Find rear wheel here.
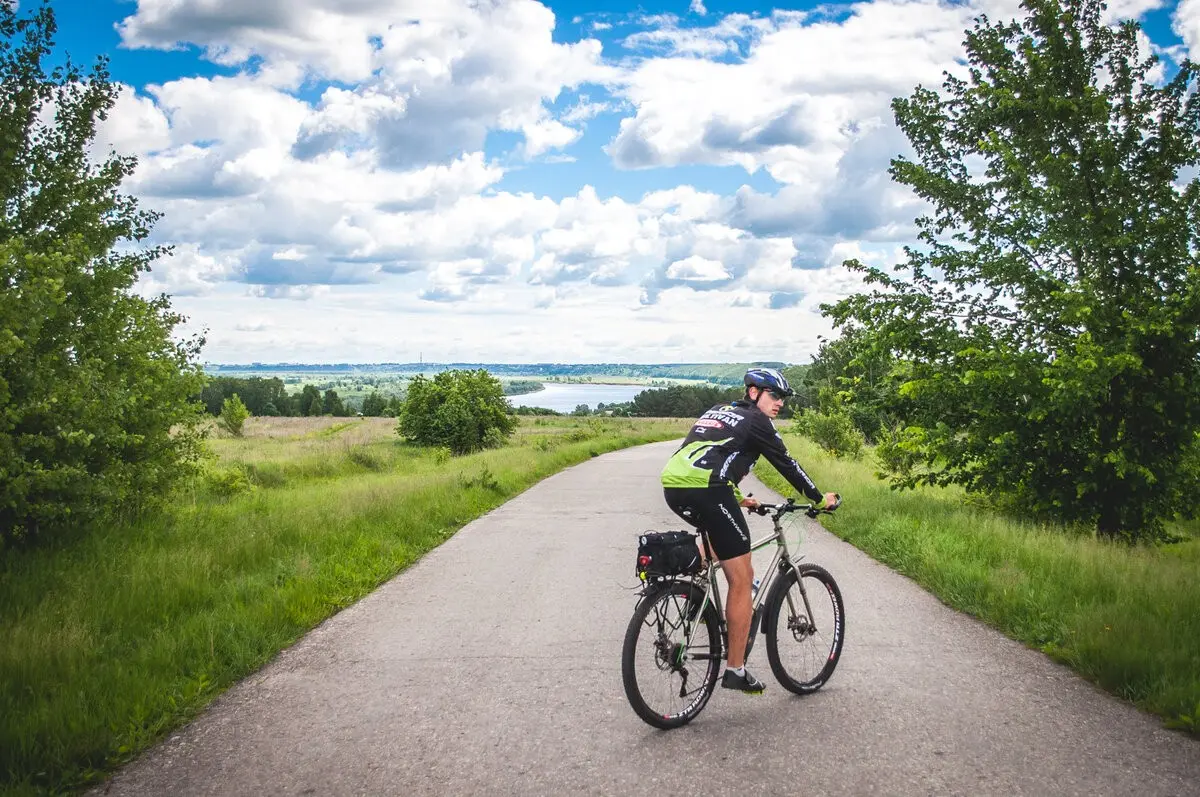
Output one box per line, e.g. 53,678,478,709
621,580,723,729
764,563,845,694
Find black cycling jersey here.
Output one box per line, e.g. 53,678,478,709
660,399,822,503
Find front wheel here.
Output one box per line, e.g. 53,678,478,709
621,580,723,729
763,563,845,694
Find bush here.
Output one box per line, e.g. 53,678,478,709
0,6,206,547
218,394,250,437
798,409,865,460
396,369,517,455
202,465,254,498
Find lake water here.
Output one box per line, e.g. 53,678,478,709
508,382,647,413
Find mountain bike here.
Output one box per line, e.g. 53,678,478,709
621,498,845,729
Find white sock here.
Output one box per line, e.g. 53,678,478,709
729,665,746,677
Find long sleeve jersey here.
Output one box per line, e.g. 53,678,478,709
660,400,823,503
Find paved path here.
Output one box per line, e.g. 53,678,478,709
97,441,1200,796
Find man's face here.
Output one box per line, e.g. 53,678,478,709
753,387,786,418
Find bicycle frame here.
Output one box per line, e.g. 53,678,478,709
684,504,817,654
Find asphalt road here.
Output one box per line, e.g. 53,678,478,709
96,441,1200,796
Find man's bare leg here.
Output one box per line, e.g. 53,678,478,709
721,553,754,669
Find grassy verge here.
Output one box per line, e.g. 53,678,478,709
756,430,1200,736
0,416,689,795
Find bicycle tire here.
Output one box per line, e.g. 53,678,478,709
763,563,845,694
621,579,723,729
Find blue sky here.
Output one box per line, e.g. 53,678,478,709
48,0,1199,363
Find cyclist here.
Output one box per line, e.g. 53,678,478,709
660,367,839,693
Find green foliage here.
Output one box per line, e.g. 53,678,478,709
322,389,347,417
756,433,1200,739
397,369,517,454
200,376,296,416
797,408,865,460
571,403,591,416
0,4,206,547
298,385,321,416
202,464,254,498
629,384,743,417
360,390,387,417
801,327,903,443
825,0,1200,540
511,404,562,416
218,395,250,437
0,416,691,793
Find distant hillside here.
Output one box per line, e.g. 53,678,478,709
204,362,791,385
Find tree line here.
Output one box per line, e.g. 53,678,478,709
198,377,402,418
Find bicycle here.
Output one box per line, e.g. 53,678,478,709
621,497,845,729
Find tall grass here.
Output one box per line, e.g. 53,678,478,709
0,416,689,795
756,431,1200,735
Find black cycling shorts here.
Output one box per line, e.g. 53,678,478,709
663,485,751,561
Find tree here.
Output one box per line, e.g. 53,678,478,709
629,384,742,417
825,0,1200,540
397,369,517,454
571,404,591,416
0,3,206,547
322,389,346,417
802,327,903,442
361,391,386,417
218,394,250,437
298,385,321,416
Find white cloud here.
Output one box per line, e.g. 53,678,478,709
690,0,708,15
1175,0,1200,59
665,255,728,281
106,0,1190,364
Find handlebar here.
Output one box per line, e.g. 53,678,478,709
748,494,841,520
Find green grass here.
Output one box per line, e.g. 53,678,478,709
756,431,1200,736
0,416,690,795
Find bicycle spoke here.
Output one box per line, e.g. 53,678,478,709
622,582,722,728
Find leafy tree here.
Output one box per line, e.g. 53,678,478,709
0,3,206,546
802,327,903,442
825,0,1200,540
199,376,291,416
629,384,742,417
298,384,321,416
397,369,516,454
218,394,250,437
322,389,346,417
361,390,386,417
571,403,591,416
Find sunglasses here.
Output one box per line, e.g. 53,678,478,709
766,389,788,402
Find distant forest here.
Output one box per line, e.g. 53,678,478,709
204,362,785,385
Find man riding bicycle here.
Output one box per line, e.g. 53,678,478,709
660,367,839,693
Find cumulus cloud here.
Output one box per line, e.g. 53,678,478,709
1175,0,1200,59
119,0,613,166
105,0,1187,363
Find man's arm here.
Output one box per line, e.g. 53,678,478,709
751,415,824,503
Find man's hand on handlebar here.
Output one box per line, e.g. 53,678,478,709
746,492,842,517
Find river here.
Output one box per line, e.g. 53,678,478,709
507,382,647,413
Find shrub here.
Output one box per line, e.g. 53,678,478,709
798,409,865,460
218,394,250,437
396,369,517,455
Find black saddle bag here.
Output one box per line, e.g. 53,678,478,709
636,530,702,579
